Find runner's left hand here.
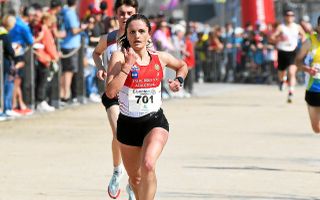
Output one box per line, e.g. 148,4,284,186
168,79,181,92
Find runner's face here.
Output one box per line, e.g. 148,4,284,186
316,24,320,33
284,11,295,23
116,5,136,29
127,19,150,50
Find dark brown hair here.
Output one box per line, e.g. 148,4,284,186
118,14,151,49
114,0,139,13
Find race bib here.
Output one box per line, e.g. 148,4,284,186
128,87,161,113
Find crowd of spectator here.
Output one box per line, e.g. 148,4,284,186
0,0,120,121
0,0,312,121
149,11,310,99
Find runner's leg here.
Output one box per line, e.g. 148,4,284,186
139,128,168,200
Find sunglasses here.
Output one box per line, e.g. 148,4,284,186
285,13,295,17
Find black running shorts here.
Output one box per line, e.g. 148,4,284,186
117,108,169,147
277,49,297,71
305,90,320,107
101,93,119,110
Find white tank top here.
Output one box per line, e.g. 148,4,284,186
103,30,120,68
277,23,300,52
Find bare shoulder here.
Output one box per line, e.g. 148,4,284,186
94,34,108,53
110,50,125,62
157,51,172,61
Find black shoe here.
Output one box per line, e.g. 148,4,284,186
287,92,293,103
279,81,285,91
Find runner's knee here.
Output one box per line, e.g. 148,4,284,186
129,175,141,187
142,158,155,173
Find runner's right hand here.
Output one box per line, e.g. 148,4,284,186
96,69,107,80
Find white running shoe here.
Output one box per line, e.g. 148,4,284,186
108,169,123,199
126,184,136,200
37,101,55,112
89,93,101,103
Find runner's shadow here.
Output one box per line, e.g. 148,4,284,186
184,165,320,174
158,191,319,199
204,103,262,107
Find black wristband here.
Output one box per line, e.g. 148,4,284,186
120,68,129,75
175,76,184,86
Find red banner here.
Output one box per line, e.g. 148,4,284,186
79,0,114,20
241,0,275,28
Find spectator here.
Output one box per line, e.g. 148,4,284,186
20,6,36,25
84,16,101,103
48,0,66,39
223,22,236,82
8,10,34,115
29,3,44,42
91,8,104,35
34,13,59,112
59,0,87,104
300,15,313,39
183,30,196,96
195,31,208,82
152,20,174,51
208,26,224,82
99,1,111,34
0,15,17,120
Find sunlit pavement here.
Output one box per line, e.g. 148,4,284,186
1,83,319,200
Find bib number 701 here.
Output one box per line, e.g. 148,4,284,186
135,95,154,104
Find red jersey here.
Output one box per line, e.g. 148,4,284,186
118,52,164,118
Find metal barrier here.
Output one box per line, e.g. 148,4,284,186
75,35,86,104
51,40,61,108
205,50,224,82
23,46,35,109
49,62,61,108
194,48,278,84
21,36,87,110
0,41,3,113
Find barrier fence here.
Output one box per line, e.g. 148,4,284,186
0,36,90,114
0,37,301,115
195,48,279,84
23,46,35,109
0,41,3,113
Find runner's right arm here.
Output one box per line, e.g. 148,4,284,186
93,35,108,80
296,40,317,76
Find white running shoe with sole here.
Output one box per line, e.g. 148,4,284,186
126,184,136,200
108,170,123,199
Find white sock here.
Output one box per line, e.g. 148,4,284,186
114,164,123,173
289,86,295,93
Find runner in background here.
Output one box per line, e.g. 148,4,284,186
92,0,138,199
296,16,320,134
270,8,305,103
